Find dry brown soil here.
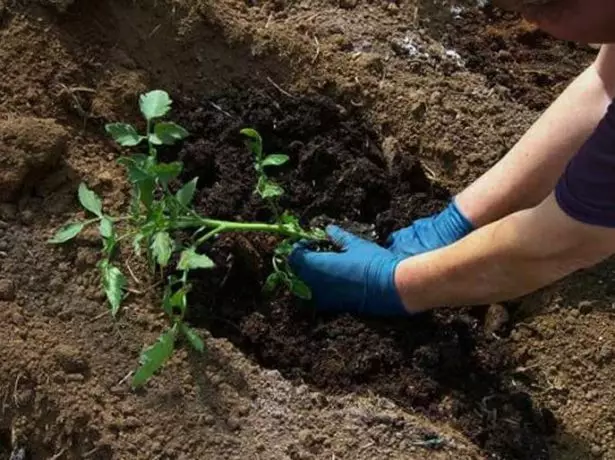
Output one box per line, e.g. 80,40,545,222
0,0,613,459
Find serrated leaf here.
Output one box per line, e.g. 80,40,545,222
175,177,198,207
132,325,177,388
150,122,189,146
177,249,214,270
101,262,126,316
78,183,103,217
139,90,172,121
240,128,263,157
151,162,182,184
181,324,205,352
151,231,173,267
289,277,312,300
105,123,144,147
48,222,85,243
262,154,289,167
99,217,113,239
263,271,284,295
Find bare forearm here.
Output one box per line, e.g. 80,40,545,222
457,46,615,227
395,195,614,312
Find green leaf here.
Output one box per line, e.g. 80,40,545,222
101,262,126,316
118,157,151,183
99,217,113,239
139,90,172,121
151,231,173,267
133,233,144,256
78,183,103,217
150,122,189,145
261,182,284,199
274,240,293,257
262,154,289,167
105,123,144,147
289,277,312,300
181,324,205,352
151,162,182,184
138,179,155,209
175,177,198,207
263,271,284,294
240,128,263,157
177,249,214,270
132,325,177,388
48,222,85,244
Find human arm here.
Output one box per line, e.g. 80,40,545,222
396,193,615,312
291,94,615,314
388,45,615,258
455,44,615,227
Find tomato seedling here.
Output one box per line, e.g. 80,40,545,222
50,90,324,388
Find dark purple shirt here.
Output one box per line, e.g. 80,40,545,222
556,100,615,227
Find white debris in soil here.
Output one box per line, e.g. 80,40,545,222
450,5,463,19
391,33,465,69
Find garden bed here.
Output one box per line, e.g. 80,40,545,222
1,0,614,459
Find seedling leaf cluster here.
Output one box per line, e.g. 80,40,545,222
50,90,324,388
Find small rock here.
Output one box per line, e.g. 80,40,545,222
586,389,598,401
123,416,142,429
591,445,602,456
66,373,85,383
20,210,34,225
410,101,426,120
429,91,443,105
226,416,241,431
598,344,613,363
0,278,15,300
578,301,594,314
570,309,580,318
339,0,357,8
54,344,89,374
484,304,510,335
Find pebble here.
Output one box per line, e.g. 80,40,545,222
20,210,34,225
0,278,15,300
54,344,89,374
598,344,613,363
484,304,510,335
591,445,602,456
578,300,594,314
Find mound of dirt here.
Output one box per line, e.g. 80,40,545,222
0,117,68,201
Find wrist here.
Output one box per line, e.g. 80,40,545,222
393,257,433,314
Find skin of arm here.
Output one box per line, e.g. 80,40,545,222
456,44,615,228
395,193,615,312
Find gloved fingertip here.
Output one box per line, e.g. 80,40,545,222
326,225,356,248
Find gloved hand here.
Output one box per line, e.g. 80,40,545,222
386,200,473,257
289,225,408,316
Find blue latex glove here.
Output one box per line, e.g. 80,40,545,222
289,225,407,316
386,200,473,257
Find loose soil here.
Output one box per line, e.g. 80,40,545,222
169,89,555,459
0,0,613,459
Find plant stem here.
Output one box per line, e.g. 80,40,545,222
175,217,315,240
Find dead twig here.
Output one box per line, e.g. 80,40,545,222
49,447,67,460
125,260,142,285
118,370,134,387
312,35,320,64
208,101,233,118
265,12,273,28
88,311,109,323
266,77,295,99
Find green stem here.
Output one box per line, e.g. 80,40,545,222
175,217,315,240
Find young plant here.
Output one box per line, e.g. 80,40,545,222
49,90,323,388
